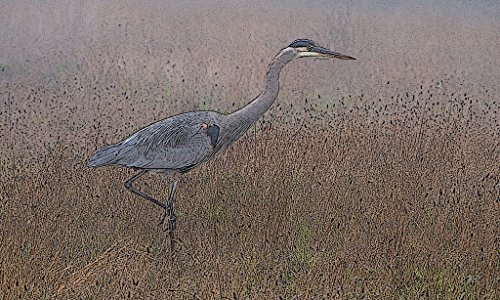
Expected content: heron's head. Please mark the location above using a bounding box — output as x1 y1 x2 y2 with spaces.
287 39 356 60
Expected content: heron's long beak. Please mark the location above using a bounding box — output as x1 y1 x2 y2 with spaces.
299 46 356 60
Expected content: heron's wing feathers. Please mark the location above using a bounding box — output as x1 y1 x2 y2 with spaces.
115 113 219 170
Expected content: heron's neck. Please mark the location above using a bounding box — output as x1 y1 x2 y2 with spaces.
230 50 295 124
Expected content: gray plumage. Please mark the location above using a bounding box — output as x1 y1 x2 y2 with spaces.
88 39 355 249
89 111 221 174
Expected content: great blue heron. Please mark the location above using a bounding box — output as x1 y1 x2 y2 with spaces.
88 39 355 248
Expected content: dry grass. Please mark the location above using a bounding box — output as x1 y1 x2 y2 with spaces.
1 1 499 299
1 116 498 299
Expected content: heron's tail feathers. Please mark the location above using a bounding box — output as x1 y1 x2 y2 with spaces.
88 143 121 168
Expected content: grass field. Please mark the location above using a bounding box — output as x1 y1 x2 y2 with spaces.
1 1 499 299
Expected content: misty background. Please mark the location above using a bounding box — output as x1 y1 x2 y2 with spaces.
1 0 499 158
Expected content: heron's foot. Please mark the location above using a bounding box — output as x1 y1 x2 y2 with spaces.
160 204 177 231
168 212 177 231
159 211 167 226
167 212 177 253
159 213 176 227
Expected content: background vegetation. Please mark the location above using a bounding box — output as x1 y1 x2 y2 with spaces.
1 1 498 299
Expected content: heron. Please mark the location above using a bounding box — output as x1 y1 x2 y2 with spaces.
88 39 355 249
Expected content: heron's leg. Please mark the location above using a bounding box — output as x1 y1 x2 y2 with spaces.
160 179 178 252
124 170 166 209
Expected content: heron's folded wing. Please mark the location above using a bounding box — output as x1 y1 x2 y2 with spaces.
115 117 216 170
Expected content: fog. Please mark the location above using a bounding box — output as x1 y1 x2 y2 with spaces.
1 1 498 97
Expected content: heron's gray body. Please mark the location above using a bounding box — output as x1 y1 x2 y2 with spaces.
89 111 223 174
